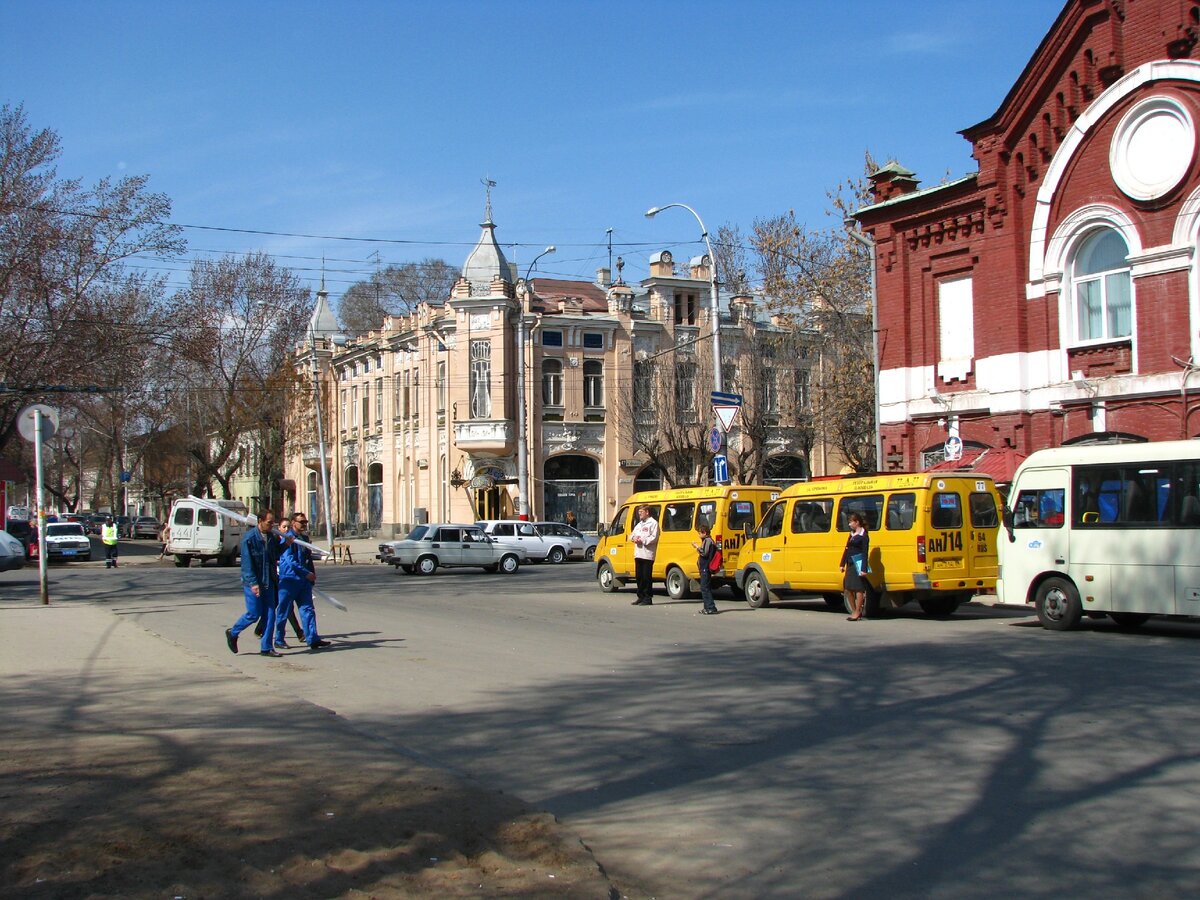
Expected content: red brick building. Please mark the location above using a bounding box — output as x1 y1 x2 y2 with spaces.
854 0 1200 476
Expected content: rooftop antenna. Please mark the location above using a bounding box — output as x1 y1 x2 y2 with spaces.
606 227 613 274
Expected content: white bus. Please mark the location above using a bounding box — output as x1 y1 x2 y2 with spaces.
998 440 1200 630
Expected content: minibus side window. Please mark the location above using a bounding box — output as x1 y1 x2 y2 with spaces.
791 499 833 533
698 501 718 530
885 494 916 530
608 507 631 536
727 500 756 532
931 493 962 529
662 502 695 532
838 495 883 531
969 492 999 528
1180 461 1200 527
757 502 785 538
1074 464 1172 527
198 509 219 527
173 507 194 526
1012 489 1065 528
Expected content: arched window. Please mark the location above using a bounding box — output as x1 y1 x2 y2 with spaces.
543 454 599 530
583 360 603 408
1072 228 1131 342
470 340 491 418
542 358 563 406
634 465 665 493
367 463 384 531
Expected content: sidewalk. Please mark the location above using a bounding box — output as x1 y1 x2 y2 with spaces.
0 603 616 898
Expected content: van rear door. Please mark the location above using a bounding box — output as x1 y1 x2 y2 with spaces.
965 480 1001 584
195 507 222 554
925 483 972 586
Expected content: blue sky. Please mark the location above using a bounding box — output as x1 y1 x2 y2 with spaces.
2 0 1062 302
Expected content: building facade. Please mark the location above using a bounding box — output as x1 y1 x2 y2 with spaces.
285 209 834 536
854 0 1200 473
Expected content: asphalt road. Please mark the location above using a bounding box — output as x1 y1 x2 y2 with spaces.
7 550 1200 898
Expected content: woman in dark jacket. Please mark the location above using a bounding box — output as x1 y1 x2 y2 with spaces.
840 511 870 621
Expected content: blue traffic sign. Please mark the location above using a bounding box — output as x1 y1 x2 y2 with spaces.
713 453 729 484
710 390 743 407
708 426 723 453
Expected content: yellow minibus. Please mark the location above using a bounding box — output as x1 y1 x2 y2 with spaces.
595 485 780 599
734 472 1002 615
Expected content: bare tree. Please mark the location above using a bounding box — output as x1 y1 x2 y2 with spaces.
170 253 311 500
338 258 457 336
0 103 184 453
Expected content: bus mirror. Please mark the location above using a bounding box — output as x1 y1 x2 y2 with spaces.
742 521 753 537
1002 506 1015 542
597 524 607 538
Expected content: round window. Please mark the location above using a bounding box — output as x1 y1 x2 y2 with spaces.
1109 96 1195 201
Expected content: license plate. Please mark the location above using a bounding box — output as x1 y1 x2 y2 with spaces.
61 549 77 556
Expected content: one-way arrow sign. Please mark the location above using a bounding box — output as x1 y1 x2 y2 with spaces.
711 390 742 433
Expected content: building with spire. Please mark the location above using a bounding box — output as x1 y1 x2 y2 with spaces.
284 202 835 537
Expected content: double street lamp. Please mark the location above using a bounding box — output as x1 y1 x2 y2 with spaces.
645 203 724 393
516 245 555 520
308 299 346 551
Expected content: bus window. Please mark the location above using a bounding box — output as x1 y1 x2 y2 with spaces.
1181 461 1200 526
1012 488 1065 528
885 493 916 530
198 509 219 527
838 495 883 531
791 499 834 534
698 500 717 530
758 501 785 539
661 502 695 532
1075 465 1172 527
173 506 194 526
607 507 631 537
931 493 963 528
727 500 757 533
969 492 998 528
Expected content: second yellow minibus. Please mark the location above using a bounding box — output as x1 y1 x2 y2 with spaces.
734 473 1002 615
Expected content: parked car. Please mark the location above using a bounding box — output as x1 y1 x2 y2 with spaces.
0 529 26 571
87 514 107 535
533 521 598 561
43 522 92 562
128 516 161 539
476 519 573 564
377 523 521 575
62 513 90 527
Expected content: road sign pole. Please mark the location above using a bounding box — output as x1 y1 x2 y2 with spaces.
34 408 48 605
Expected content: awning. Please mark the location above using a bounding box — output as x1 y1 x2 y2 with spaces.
927 447 1026 485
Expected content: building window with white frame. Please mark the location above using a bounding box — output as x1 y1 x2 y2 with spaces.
413 371 420 424
542 358 564 407
437 361 446 415
937 275 975 381
1072 227 1131 342
583 359 603 408
340 389 348 430
375 378 383 424
469 340 491 418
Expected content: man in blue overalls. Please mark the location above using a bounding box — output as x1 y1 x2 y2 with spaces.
225 510 287 657
275 512 331 651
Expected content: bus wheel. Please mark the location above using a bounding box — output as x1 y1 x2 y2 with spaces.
1035 576 1082 631
665 566 693 600
597 560 621 593
919 596 959 617
174 554 191 568
744 570 772 609
1109 612 1150 629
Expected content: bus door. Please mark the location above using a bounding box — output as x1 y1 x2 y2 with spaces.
965 481 1001 583
749 500 789 578
790 497 837 589
602 505 636 578
1007 468 1069 600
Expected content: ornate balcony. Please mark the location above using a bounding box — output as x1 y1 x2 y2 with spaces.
453 419 515 454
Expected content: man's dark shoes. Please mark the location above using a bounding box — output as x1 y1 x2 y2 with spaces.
631 599 652 606
253 624 265 637
224 628 238 654
308 639 331 650
700 608 719 615
260 649 282 657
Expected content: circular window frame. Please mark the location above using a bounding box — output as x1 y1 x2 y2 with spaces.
1109 96 1196 202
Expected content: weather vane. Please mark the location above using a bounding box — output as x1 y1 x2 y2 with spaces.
481 176 497 222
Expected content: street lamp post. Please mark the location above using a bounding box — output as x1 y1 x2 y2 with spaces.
517 246 555 520
644 203 723 393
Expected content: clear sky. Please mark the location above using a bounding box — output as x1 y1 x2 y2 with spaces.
2 0 1063 304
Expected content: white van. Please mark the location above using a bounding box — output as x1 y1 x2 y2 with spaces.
166 498 247 567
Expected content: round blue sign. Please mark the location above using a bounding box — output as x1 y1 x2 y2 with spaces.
708 426 723 453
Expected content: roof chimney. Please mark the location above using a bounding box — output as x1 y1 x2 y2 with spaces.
869 160 921 202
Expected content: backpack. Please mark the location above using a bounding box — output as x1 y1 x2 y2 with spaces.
708 546 723 572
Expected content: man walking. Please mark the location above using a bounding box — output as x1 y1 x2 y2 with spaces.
102 516 119 569
629 504 659 606
225 510 286 658
275 512 330 651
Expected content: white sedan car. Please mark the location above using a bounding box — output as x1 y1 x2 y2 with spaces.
43 522 92 562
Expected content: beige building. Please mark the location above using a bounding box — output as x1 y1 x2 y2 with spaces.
285 209 837 537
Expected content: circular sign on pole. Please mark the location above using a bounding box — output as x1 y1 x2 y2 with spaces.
708 425 723 454
943 434 963 462
18 404 58 443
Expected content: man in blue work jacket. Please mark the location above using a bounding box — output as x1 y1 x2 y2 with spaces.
275 512 331 651
224 510 289 657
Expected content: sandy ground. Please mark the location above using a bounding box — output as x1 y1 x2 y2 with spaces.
0 605 619 899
